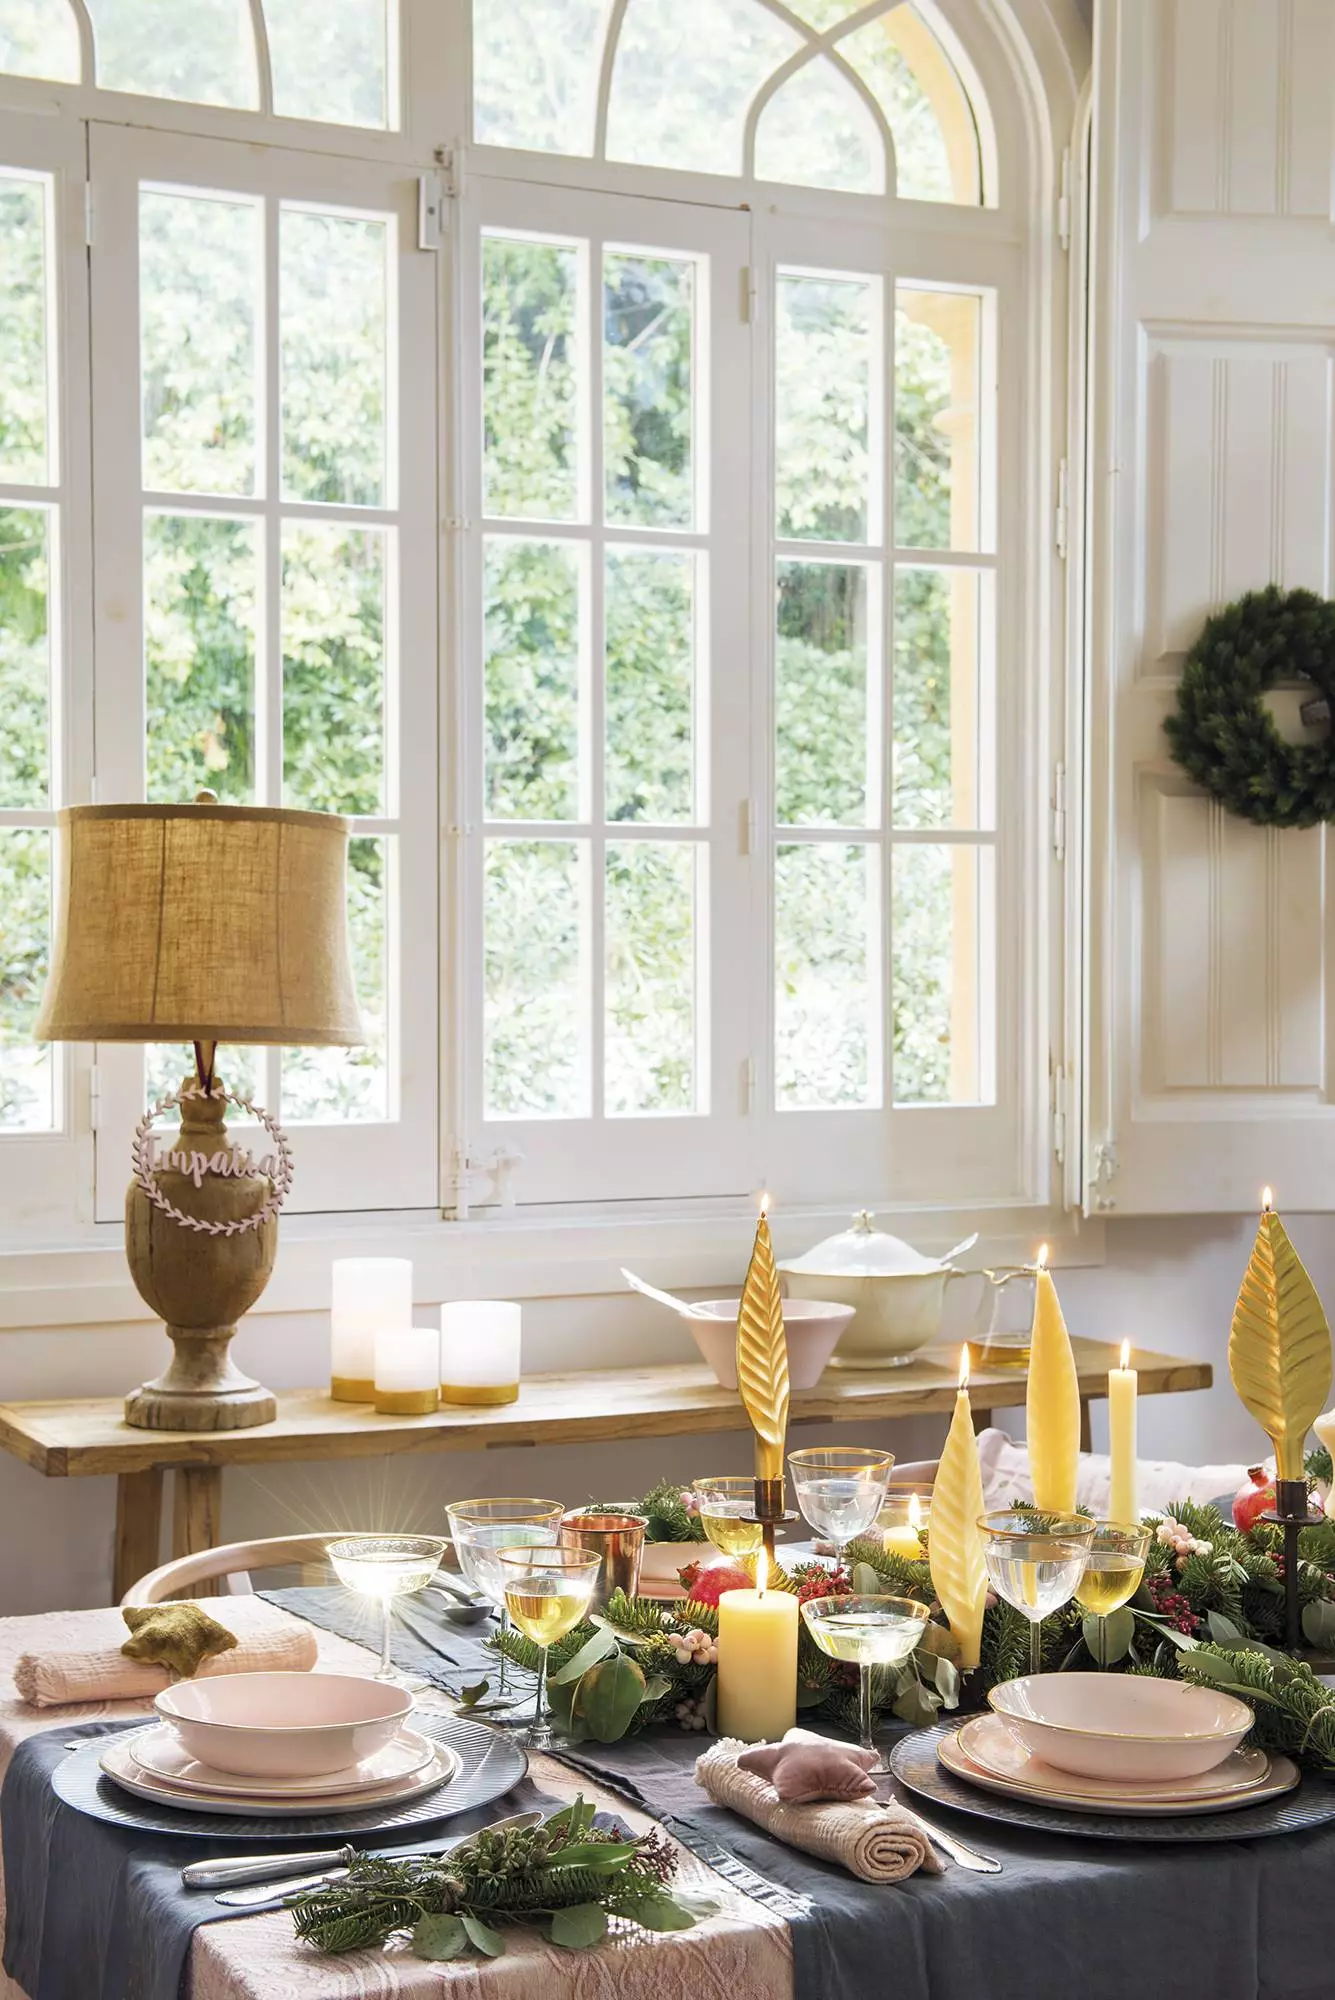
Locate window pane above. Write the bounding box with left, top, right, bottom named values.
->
left=0, top=507, right=50, bottom=808
left=755, top=56, right=884, bottom=195
left=604, top=252, right=693, bottom=530
left=607, top=0, right=800, bottom=177
left=485, top=537, right=582, bottom=823
left=0, top=0, right=80, bottom=81
left=606, top=548, right=694, bottom=825
left=145, top=512, right=256, bottom=804
left=281, top=207, right=387, bottom=508
left=483, top=234, right=580, bottom=524
left=893, top=843, right=994, bottom=1104
left=775, top=271, right=875, bottom=545
left=776, top=561, right=875, bottom=829
left=838, top=10, right=979, bottom=205
left=283, top=835, right=389, bottom=1121
left=146, top=1041, right=260, bottom=1108
left=895, top=288, right=981, bottom=552
left=485, top=838, right=587, bottom=1119
left=893, top=567, right=990, bottom=830
left=88, top=0, right=256, bottom=107
left=785, top=0, right=863, bottom=22
left=282, top=521, right=385, bottom=816
left=140, top=189, right=258, bottom=499
left=606, top=841, right=697, bottom=1116
left=775, top=841, right=878, bottom=1110
left=266, top=0, right=391, bottom=128
left=0, top=826, right=53, bottom=1132
left=0, top=173, right=48, bottom=487
left=472, top=0, right=600, bottom=155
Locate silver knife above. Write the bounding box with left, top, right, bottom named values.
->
left=215, top=1866, right=351, bottom=1909
left=182, top=1810, right=543, bottom=1891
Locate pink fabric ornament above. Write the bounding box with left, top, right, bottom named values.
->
left=737, top=1739, right=880, bottom=1803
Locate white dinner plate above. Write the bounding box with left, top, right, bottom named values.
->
left=101, top=1731, right=459, bottom=1817
left=941, top=1716, right=1298, bottom=1817
left=129, top=1723, right=437, bottom=1798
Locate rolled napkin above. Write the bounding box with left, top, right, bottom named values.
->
left=696, top=1733, right=943, bottom=1883
left=13, top=1596, right=319, bottom=1708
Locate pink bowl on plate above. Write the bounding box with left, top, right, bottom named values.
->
left=155, top=1671, right=413, bottom=1779
left=688, top=1299, right=854, bottom=1390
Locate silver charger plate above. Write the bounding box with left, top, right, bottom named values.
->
left=54, top=1713, right=527, bottom=1844
left=890, top=1722, right=1335, bottom=1843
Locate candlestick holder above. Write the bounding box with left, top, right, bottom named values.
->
left=743, top=1481, right=798, bottom=1563
left=1265, top=1479, right=1313, bottom=1654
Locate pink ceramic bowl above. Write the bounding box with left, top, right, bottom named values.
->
left=688, top=1299, right=855, bottom=1390
left=988, top=1673, right=1252, bottom=1783
left=155, top=1672, right=413, bottom=1779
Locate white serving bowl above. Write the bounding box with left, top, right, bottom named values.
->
left=687, top=1299, right=854, bottom=1390
left=155, top=1671, right=413, bottom=1779
left=988, top=1673, right=1252, bottom=1783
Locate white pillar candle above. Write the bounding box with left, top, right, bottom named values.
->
left=331, top=1258, right=413, bottom=1402
left=374, top=1327, right=440, bottom=1415
left=440, top=1300, right=522, bottom=1406
left=1108, top=1339, right=1139, bottom=1525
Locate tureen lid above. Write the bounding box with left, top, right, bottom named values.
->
left=779, top=1211, right=954, bottom=1278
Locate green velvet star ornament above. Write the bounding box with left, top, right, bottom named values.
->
left=120, top=1603, right=239, bottom=1679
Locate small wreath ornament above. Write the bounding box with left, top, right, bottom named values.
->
left=1165, top=584, right=1335, bottom=828
left=131, top=1082, right=293, bottom=1237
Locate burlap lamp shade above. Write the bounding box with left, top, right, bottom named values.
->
left=37, top=800, right=364, bottom=1434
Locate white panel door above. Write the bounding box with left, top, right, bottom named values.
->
left=1086, top=0, right=1335, bottom=1215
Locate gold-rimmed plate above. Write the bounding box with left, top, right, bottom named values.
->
left=941, top=1716, right=1296, bottom=1816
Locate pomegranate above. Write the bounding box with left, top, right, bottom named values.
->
left=1232, top=1466, right=1277, bottom=1533
left=677, top=1559, right=753, bottom=1606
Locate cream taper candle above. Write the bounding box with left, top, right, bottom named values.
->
left=928, top=1348, right=987, bottom=1670
left=1026, top=1249, right=1081, bottom=1513
left=1108, top=1339, right=1138, bottom=1525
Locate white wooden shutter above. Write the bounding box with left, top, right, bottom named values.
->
left=1084, top=0, right=1335, bottom=1216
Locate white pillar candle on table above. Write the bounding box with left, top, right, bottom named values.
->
left=330, top=1257, right=413, bottom=1402
left=715, top=1553, right=798, bottom=1742
left=1108, top=1339, right=1139, bottom=1525
left=440, top=1300, right=522, bottom=1406
left=374, top=1327, right=440, bottom=1415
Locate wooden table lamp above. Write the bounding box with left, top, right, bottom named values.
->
left=36, top=797, right=363, bottom=1432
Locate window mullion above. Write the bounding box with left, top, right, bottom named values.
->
left=587, top=234, right=606, bottom=1123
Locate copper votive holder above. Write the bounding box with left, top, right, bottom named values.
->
left=560, top=1511, right=645, bottom=1611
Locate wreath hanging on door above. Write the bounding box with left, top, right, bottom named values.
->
left=1164, top=584, right=1335, bottom=827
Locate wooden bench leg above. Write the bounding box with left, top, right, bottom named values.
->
left=113, top=1467, right=164, bottom=1604
left=1080, top=1397, right=1094, bottom=1453
left=172, top=1467, right=223, bottom=1594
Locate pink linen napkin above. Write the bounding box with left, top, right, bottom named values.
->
left=12, top=1596, right=318, bottom=1707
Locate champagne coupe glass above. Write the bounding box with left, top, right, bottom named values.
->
left=326, top=1534, right=448, bottom=1682
left=1072, top=1521, right=1151, bottom=1668
left=789, top=1446, right=895, bottom=1573
left=977, top=1510, right=1097, bottom=1677
left=694, top=1476, right=764, bottom=1559
left=801, top=1593, right=931, bottom=1771
left=494, top=1545, right=602, bottom=1749
left=446, top=1499, right=564, bottom=1695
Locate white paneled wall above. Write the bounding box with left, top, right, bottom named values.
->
left=1086, top=0, right=1335, bottom=1215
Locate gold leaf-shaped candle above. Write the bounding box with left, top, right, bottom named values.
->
left=930, top=1356, right=987, bottom=1671
left=1230, top=1198, right=1332, bottom=1482
left=736, top=1211, right=791, bottom=1483
left=1026, top=1264, right=1081, bottom=1513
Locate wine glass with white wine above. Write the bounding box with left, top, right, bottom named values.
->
left=326, top=1534, right=448, bottom=1683
left=801, top=1593, right=932, bottom=1770
left=446, top=1499, right=564, bottom=1695
left=977, top=1510, right=1096, bottom=1678
left=493, top=1545, right=603, bottom=1749
left=1072, top=1521, right=1151, bottom=1668
left=694, top=1475, right=764, bottom=1559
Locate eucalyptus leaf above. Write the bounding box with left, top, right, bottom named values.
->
left=412, top=1913, right=471, bottom=1962
left=457, top=1678, right=490, bottom=1709
left=927, top=1653, right=960, bottom=1709
left=543, top=1796, right=596, bottom=1839
left=619, top=1893, right=697, bottom=1933
left=702, top=1674, right=718, bottom=1733
left=851, top=1562, right=883, bottom=1596
left=576, top=1653, right=648, bottom=1742
left=545, top=1839, right=643, bottom=1869
left=1081, top=1605, right=1134, bottom=1665
left=548, top=1624, right=618, bottom=1686
left=1302, top=1598, right=1335, bottom=1648
left=1207, top=1610, right=1245, bottom=1645
left=460, top=1914, right=505, bottom=1959
left=549, top=1903, right=609, bottom=1949
left=640, top=1674, right=673, bottom=1705
left=892, top=1677, right=941, bottom=1726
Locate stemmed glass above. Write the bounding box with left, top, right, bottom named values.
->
left=789, top=1446, right=895, bottom=1573
left=493, top=1545, right=602, bottom=1749
left=694, top=1476, right=764, bottom=1559
left=977, top=1510, right=1096, bottom=1678
left=326, top=1534, right=448, bottom=1683
left=1072, top=1521, right=1151, bottom=1668
left=801, top=1593, right=931, bottom=1771
left=446, top=1499, right=564, bottom=1695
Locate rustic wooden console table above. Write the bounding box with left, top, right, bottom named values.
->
left=0, top=1337, right=1212, bottom=1600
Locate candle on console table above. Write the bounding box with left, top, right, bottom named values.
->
left=331, top=1257, right=413, bottom=1402
left=440, top=1300, right=522, bottom=1406
left=374, top=1327, right=440, bottom=1416
left=1108, top=1340, right=1138, bottom=1525
left=1026, top=1247, right=1081, bottom=1513
left=928, top=1349, right=987, bottom=1671
left=715, top=1551, right=798, bottom=1742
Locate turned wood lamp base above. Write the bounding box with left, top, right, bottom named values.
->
left=126, top=1327, right=278, bottom=1431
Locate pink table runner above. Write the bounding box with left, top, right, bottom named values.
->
left=0, top=1604, right=791, bottom=2000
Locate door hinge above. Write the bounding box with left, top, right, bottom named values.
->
left=739, top=798, right=757, bottom=855
left=1054, top=456, right=1069, bottom=561
left=418, top=170, right=447, bottom=251
left=1051, top=1063, right=1067, bottom=1166
left=88, top=1063, right=101, bottom=1133
left=740, top=264, right=757, bottom=323
left=84, top=182, right=94, bottom=248
left=1052, top=760, right=1067, bottom=864
left=1056, top=145, right=1071, bottom=253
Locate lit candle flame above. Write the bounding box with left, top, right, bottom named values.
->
left=756, top=1547, right=768, bottom=1597
left=1036, top=1242, right=1049, bottom=1271
left=908, top=1491, right=922, bottom=1530
left=958, top=1344, right=969, bottom=1391
left=758, top=1190, right=770, bottom=1221
left=1261, top=1186, right=1273, bottom=1214
left=1120, top=1338, right=1130, bottom=1371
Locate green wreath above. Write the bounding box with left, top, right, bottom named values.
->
left=1165, top=584, right=1335, bottom=828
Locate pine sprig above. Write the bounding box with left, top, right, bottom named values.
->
left=1183, top=1647, right=1335, bottom=1768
